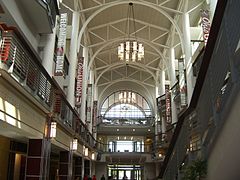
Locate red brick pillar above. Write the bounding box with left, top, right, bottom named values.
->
left=26, top=139, right=51, bottom=179
left=74, top=156, right=82, bottom=180
left=59, top=151, right=73, bottom=180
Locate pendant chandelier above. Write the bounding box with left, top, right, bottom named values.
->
left=119, top=91, right=136, bottom=103
left=118, top=2, right=144, bottom=62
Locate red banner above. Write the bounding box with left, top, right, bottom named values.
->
left=165, top=85, right=171, bottom=124
left=92, top=101, right=98, bottom=133
left=86, top=84, right=93, bottom=123
left=54, top=13, right=68, bottom=76
left=75, top=56, right=84, bottom=107
left=200, top=10, right=211, bottom=45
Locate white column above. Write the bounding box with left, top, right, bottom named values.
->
left=80, top=47, right=88, bottom=123
left=94, top=84, right=98, bottom=101
left=207, top=0, right=218, bottom=20
left=159, top=70, right=165, bottom=96
left=155, top=82, right=160, bottom=143
left=169, top=47, right=178, bottom=124
left=88, top=70, right=94, bottom=133
left=159, top=70, right=166, bottom=133
left=81, top=156, right=85, bottom=179
left=182, top=1, right=193, bottom=105
left=89, top=70, right=94, bottom=84
left=41, top=25, right=57, bottom=76
left=67, top=11, right=80, bottom=106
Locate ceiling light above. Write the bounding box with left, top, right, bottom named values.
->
left=71, top=138, right=78, bottom=150
left=119, top=90, right=136, bottom=103
left=85, top=147, right=88, bottom=156
left=92, top=152, right=95, bottom=160
left=117, top=2, right=144, bottom=62
left=133, top=129, right=135, bottom=131
left=50, top=122, right=57, bottom=138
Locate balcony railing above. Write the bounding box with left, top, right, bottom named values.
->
left=97, top=116, right=155, bottom=127
left=0, top=24, right=96, bottom=149
left=160, top=1, right=239, bottom=179
left=0, top=27, right=54, bottom=108
left=38, top=0, right=59, bottom=28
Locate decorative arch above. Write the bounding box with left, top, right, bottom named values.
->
left=98, top=79, right=155, bottom=111
left=87, top=37, right=168, bottom=76
left=77, top=0, right=184, bottom=55
left=100, top=90, right=153, bottom=118
left=96, top=62, right=156, bottom=85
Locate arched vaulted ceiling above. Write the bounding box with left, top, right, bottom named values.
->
left=60, top=0, right=205, bottom=109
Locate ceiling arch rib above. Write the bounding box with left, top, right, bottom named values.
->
left=88, top=38, right=168, bottom=75
left=96, top=62, right=159, bottom=75
left=79, top=0, right=183, bottom=15
left=98, top=78, right=155, bottom=88
left=98, top=79, right=155, bottom=110
left=88, top=18, right=169, bottom=34
left=77, top=0, right=184, bottom=56
left=96, top=63, right=156, bottom=86
left=89, top=37, right=170, bottom=49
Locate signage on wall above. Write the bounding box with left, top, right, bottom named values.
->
left=200, top=9, right=211, bottom=45
left=178, top=59, right=187, bottom=107
left=92, top=101, right=98, bottom=133
left=165, top=85, right=171, bottom=124
left=86, top=84, right=93, bottom=123
left=55, top=13, right=68, bottom=76
left=75, top=56, right=84, bottom=107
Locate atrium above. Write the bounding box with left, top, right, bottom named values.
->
left=0, top=0, right=240, bottom=180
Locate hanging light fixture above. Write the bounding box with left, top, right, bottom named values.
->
left=71, top=138, right=78, bottom=150
left=50, top=122, right=57, bottom=138
left=119, top=90, right=136, bottom=103
left=118, top=2, right=144, bottom=62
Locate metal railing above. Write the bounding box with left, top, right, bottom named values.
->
left=0, top=25, right=96, bottom=149
left=0, top=29, right=54, bottom=108
left=97, top=116, right=155, bottom=127
left=161, top=0, right=240, bottom=179
left=38, top=0, right=59, bottom=28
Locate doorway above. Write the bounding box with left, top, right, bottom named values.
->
left=108, top=165, right=142, bottom=180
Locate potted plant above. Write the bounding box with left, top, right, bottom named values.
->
left=183, top=159, right=207, bottom=180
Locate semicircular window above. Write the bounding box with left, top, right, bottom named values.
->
left=100, top=90, right=152, bottom=125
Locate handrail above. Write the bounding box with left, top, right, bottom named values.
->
left=0, top=24, right=97, bottom=149
left=159, top=0, right=228, bottom=177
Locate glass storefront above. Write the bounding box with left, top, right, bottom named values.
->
left=108, top=141, right=144, bottom=152
left=108, top=165, right=142, bottom=180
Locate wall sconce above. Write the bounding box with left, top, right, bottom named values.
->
left=50, top=122, right=57, bottom=138
left=84, top=147, right=89, bottom=156
left=72, top=138, right=78, bottom=150
left=91, top=152, right=95, bottom=160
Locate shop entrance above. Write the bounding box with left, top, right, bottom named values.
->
left=108, top=165, right=142, bottom=180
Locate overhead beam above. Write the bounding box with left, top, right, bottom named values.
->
left=89, top=18, right=169, bottom=32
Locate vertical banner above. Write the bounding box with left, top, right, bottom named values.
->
left=86, top=84, right=93, bottom=123
left=92, top=101, right=98, bottom=133
left=156, top=97, right=162, bottom=134
left=156, top=96, right=166, bottom=129
left=200, top=10, right=211, bottom=45
left=165, top=85, right=172, bottom=124
left=178, top=59, right=187, bottom=107
left=156, top=96, right=161, bottom=116
left=75, top=56, right=84, bottom=107
left=55, top=13, right=67, bottom=76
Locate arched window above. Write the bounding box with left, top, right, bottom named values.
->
left=100, top=90, right=152, bottom=120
